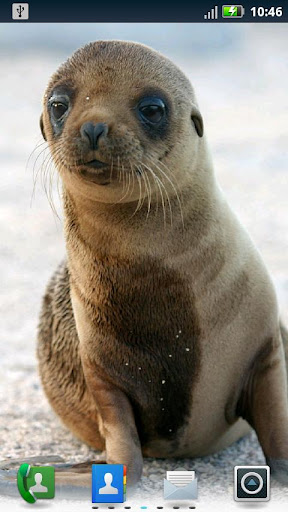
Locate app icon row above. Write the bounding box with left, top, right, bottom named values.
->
left=17, top=463, right=270, bottom=503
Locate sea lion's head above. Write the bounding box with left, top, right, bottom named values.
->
left=41, top=40, right=203, bottom=204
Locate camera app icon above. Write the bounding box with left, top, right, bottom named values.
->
left=234, top=465, right=270, bottom=502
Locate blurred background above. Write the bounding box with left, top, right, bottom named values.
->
left=0, top=23, right=287, bottom=507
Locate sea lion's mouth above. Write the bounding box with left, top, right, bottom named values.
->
left=83, top=158, right=108, bottom=169
left=78, top=161, right=112, bottom=185
left=78, top=158, right=111, bottom=185
left=79, top=168, right=111, bottom=185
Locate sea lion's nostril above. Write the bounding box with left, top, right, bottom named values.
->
left=80, top=122, right=108, bottom=150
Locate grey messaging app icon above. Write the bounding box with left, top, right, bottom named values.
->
left=234, top=466, right=270, bottom=502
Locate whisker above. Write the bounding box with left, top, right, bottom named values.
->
left=148, top=156, right=185, bottom=229
left=131, top=171, right=144, bottom=217
left=142, top=163, right=168, bottom=229
left=114, top=165, right=132, bottom=205
left=128, top=161, right=136, bottom=202
left=138, top=167, right=148, bottom=212
left=110, top=156, right=114, bottom=182
left=118, top=155, right=122, bottom=186
left=141, top=165, right=152, bottom=220
left=29, top=140, right=65, bottom=218
left=121, top=159, right=126, bottom=195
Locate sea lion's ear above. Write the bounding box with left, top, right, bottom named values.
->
left=191, top=106, right=204, bottom=138
left=40, top=113, right=47, bottom=141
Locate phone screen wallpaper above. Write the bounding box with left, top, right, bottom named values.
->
left=0, top=22, right=288, bottom=512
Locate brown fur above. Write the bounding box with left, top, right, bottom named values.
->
left=37, top=40, right=288, bottom=486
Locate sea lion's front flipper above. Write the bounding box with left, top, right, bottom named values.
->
left=238, top=331, right=288, bottom=485
left=80, top=350, right=143, bottom=487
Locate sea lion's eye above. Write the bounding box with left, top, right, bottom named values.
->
left=51, top=101, right=68, bottom=121
left=138, top=97, right=166, bottom=125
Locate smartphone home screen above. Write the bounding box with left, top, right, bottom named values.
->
left=0, top=2, right=288, bottom=511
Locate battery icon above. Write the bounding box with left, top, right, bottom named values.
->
left=222, top=5, right=245, bottom=18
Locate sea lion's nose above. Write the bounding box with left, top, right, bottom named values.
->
left=80, top=122, right=108, bottom=150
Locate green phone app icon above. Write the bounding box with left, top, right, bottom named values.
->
left=17, top=463, right=55, bottom=503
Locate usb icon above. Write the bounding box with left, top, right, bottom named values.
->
left=12, top=3, right=29, bottom=20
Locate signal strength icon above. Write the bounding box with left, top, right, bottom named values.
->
left=204, top=5, right=218, bottom=19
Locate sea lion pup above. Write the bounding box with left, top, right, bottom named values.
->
left=37, top=40, right=288, bottom=486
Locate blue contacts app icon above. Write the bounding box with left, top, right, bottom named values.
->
left=92, top=464, right=126, bottom=503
